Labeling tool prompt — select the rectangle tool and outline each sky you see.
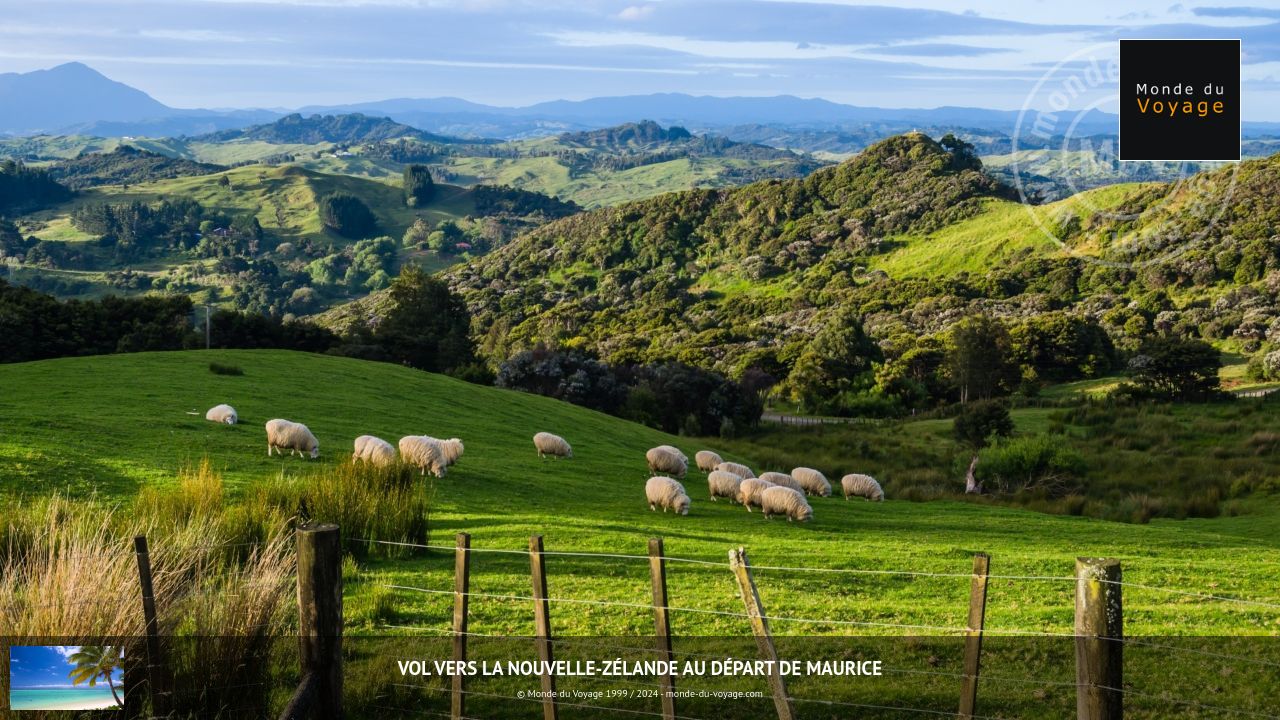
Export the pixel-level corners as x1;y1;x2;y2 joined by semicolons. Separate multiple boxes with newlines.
0;0;1278;117
9;646;123;689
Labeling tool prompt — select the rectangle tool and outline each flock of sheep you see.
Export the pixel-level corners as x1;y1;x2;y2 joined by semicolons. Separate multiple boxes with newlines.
205;404;465;476
204;407;882;524
641;446;883;523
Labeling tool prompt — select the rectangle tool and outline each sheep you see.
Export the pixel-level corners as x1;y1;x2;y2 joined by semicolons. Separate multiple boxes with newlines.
645;476;691;515
841;473;884;502
533;432;573;459
353;435;396;467
707;470;743;503
737;477;776;512
646;446;688;478
716;461;756;479
439;438;465;466
759;471;804;493
656;445;689;464
265;419;319;459
399;435;449;477
791;467;832;497
695;450;723;473
760;486;813;522
205;404;238;425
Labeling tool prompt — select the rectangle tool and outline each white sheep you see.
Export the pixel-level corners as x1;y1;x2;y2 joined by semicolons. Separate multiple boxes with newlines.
439;438;465;466
841;473;884;502
791;467;832;497
399;435;449;477
353;435;396;467
646;446;688;478
707;470;743;503
716;461;755;479
645;476;691;515
656;445;689;464
695;450;723;473
265;419;319;459
533;432;573;459
759;471;804;493
760;486;813;522
205;404;238;425
737;477;776;512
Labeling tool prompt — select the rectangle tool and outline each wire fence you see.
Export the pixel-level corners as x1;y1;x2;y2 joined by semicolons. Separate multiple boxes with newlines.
352;534;1280;720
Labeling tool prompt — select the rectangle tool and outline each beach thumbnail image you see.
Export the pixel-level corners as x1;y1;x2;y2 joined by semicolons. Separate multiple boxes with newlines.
8;645;124;710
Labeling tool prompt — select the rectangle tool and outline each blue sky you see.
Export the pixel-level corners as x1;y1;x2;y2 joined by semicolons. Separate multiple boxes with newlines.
0;1;1278;117
9;646;123;689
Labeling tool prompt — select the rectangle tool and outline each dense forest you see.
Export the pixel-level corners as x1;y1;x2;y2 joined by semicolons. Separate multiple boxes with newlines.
49;146;225;189
196;113;475;145
0;159;72;214
449;133;1280;415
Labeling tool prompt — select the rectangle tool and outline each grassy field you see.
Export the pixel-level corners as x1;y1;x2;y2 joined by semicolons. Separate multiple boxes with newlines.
3;349;1277;717
868;183;1151;279
1;349;1278;644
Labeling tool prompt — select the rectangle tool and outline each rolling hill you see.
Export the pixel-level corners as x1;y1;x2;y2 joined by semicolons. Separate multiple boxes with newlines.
1;348;1277;649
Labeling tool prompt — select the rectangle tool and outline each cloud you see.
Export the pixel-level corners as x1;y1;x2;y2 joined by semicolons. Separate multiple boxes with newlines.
1192;6;1280;19
618;5;653;21
53;646;80;659
868;43;1015;57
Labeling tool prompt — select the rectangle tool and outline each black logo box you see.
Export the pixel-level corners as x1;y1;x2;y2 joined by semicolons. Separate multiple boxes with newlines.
1119;39;1241;162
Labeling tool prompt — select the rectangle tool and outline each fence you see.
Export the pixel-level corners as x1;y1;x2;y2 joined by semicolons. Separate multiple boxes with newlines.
349;533;1280;720
41;526;1272;719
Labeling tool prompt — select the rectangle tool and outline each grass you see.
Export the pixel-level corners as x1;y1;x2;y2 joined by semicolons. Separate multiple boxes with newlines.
0;349;1278;642
868;184;1151;279
3;349;1277;717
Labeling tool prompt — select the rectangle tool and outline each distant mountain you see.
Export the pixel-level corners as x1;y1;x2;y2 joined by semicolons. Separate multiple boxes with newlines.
0;63;173;134
560;120;694;148
61;110;283;139
195;113;472;145
48;146;225;190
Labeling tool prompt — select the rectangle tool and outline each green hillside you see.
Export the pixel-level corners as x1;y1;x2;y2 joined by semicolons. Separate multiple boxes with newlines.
1;349;1278;643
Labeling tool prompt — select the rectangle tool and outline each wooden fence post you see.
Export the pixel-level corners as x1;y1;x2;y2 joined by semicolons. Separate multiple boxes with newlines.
958;552;990;719
133;535;169;716
297;523;343;720
452;533;471;720
648;538;677;720
728;547;795;720
1075;558;1122;720
529;535;558;720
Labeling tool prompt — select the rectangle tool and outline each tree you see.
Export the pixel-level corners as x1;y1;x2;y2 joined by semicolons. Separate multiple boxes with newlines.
68;645;123;708
944;314;1020;403
953;399;1014;494
403;164;434;207
787;307;881;412
373;265;476;372
318;192;377;239
1127;336;1221;401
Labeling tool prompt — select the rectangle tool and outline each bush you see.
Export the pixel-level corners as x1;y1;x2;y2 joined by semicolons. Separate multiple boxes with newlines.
971;435;1087;496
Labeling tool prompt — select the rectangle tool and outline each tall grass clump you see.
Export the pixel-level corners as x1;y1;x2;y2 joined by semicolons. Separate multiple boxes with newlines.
249;460;430;558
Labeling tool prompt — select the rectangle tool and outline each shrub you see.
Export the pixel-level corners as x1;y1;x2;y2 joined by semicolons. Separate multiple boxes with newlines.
971;435;1087;496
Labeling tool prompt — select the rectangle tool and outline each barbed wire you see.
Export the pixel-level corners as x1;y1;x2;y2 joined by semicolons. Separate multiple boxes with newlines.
350;538;728;567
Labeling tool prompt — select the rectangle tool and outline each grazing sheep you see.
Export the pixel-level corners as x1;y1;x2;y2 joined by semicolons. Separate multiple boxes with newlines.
399;435;449;477
737;477;776;512
533;432;573;459
716;461;756;479
841;474;884;502
695;450;723;473
656;445;689;463
265;419;319;459
205;404;238;425
645;476;691;515
759;471;804;493
646;446;688;478
760;486;813;522
439;438;465;466
353;435;396;467
707;470;743;503
791;467;832;497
